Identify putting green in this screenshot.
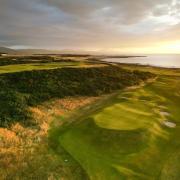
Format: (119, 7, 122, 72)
(52, 74, 180, 180)
(94, 101, 154, 130)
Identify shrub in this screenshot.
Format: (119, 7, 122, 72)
(0, 66, 155, 126)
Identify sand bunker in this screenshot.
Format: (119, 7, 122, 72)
(160, 111, 170, 116)
(120, 97, 130, 100)
(163, 121, 176, 128)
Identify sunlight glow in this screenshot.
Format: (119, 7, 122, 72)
(106, 41, 180, 54)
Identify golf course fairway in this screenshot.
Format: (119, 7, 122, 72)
(51, 75, 180, 180)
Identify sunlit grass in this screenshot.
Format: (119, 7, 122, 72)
(52, 75, 180, 179)
(0, 62, 82, 74)
(0, 96, 97, 179)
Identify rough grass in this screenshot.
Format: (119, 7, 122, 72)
(50, 73, 180, 180)
(0, 96, 97, 179)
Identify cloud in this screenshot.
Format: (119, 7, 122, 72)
(47, 0, 173, 24)
(0, 0, 179, 52)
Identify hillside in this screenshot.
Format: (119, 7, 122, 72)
(1, 59, 180, 179)
(50, 68, 180, 180)
(0, 47, 17, 54)
(0, 65, 154, 126)
(0, 47, 98, 55)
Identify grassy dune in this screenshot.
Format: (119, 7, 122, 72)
(0, 56, 179, 179)
(0, 58, 154, 179)
(51, 74, 180, 179)
(0, 65, 153, 126)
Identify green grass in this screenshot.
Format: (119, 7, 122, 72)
(117, 63, 180, 76)
(0, 62, 82, 74)
(51, 73, 180, 179)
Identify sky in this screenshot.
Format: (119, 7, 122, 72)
(0, 0, 180, 54)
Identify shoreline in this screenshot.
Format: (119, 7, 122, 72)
(100, 60, 180, 69)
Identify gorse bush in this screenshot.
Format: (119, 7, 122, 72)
(0, 89, 30, 126)
(0, 65, 155, 126)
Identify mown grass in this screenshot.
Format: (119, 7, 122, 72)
(0, 62, 82, 74)
(50, 72, 180, 179)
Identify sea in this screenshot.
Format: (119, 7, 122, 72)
(103, 55, 180, 68)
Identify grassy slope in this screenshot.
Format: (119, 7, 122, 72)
(116, 63, 180, 76)
(1, 57, 179, 179)
(0, 97, 99, 180)
(0, 65, 153, 126)
(51, 72, 180, 179)
(0, 62, 83, 74)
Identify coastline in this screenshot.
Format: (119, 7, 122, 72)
(100, 54, 180, 69)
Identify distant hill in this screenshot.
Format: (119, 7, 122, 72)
(17, 49, 97, 55)
(0, 47, 97, 55)
(18, 49, 62, 55)
(0, 47, 17, 54)
(0, 47, 59, 55)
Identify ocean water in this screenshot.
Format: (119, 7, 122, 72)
(103, 55, 180, 68)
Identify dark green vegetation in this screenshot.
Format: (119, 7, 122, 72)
(50, 69, 180, 179)
(0, 56, 55, 65)
(0, 56, 76, 66)
(0, 61, 154, 126)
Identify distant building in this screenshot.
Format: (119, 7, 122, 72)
(0, 53, 8, 56)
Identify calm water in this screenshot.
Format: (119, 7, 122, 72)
(103, 55, 180, 68)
